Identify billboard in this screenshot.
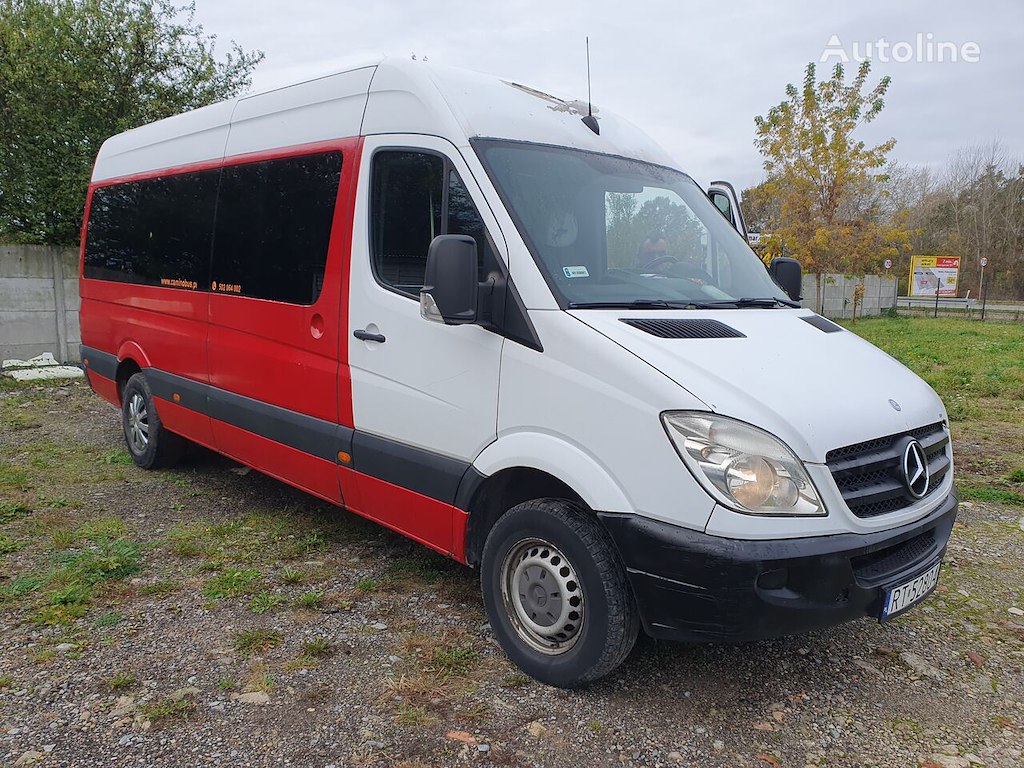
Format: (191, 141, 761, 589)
(909, 256, 960, 298)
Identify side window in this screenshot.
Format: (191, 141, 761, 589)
(83, 170, 219, 288)
(371, 151, 493, 298)
(212, 152, 342, 305)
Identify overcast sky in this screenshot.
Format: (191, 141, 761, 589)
(190, 0, 1023, 190)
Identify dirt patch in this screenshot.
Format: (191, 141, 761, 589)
(2, 380, 1023, 767)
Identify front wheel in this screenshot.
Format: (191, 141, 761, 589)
(480, 498, 640, 688)
(121, 372, 183, 469)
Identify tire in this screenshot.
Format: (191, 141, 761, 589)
(480, 498, 640, 688)
(121, 372, 183, 469)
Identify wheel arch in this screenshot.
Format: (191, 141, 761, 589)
(460, 433, 632, 566)
(113, 341, 150, 403)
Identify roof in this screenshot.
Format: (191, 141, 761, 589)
(91, 58, 676, 183)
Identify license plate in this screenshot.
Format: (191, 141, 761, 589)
(881, 562, 941, 620)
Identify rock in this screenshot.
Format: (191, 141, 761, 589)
(1008, 607, 1024, 617)
(966, 651, 986, 668)
(667, 751, 684, 763)
(963, 754, 985, 765)
(54, 643, 75, 653)
(14, 751, 43, 766)
(713, 740, 725, 751)
(753, 722, 775, 732)
(477, 744, 490, 753)
(928, 755, 970, 768)
(41, 745, 55, 754)
(236, 691, 270, 705)
(853, 659, 883, 676)
(900, 651, 945, 681)
(527, 721, 547, 738)
(170, 686, 201, 701)
(369, 622, 388, 631)
(109, 696, 136, 719)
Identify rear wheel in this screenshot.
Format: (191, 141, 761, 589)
(121, 372, 182, 469)
(481, 498, 639, 688)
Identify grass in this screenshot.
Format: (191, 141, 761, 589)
(140, 697, 194, 723)
(1, 535, 143, 624)
(846, 317, 1024, 496)
(295, 590, 324, 609)
(233, 628, 284, 656)
(249, 591, 285, 614)
(105, 672, 136, 690)
(300, 637, 335, 659)
(202, 568, 262, 599)
(431, 646, 478, 677)
(95, 611, 125, 627)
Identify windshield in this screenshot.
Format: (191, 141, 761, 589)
(473, 139, 791, 308)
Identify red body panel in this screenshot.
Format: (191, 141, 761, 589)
(79, 135, 470, 565)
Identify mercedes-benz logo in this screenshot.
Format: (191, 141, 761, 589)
(902, 439, 930, 498)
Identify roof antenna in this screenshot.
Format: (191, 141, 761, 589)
(581, 37, 600, 135)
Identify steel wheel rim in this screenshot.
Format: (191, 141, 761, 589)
(126, 392, 149, 454)
(500, 537, 584, 655)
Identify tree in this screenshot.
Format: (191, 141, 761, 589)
(753, 61, 911, 310)
(0, 0, 263, 244)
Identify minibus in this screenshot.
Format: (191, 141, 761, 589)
(80, 59, 956, 687)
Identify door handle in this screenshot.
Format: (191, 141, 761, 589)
(353, 329, 386, 344)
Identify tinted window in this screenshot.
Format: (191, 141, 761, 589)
(212, 152, 342, 305)
(83, 171, 219, 288)
(371, 152, 491, 297)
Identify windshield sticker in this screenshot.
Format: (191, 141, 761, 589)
(563, 266, 590, 278)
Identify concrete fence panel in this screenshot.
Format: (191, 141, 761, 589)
(0, 245, 81, 363)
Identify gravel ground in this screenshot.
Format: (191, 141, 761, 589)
(1, 380, 1023, 768)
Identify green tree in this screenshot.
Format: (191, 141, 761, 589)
(754, 60, 911, 309)
(0, 0, 263, 244)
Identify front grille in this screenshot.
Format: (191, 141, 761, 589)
(826, 422, 950, 518)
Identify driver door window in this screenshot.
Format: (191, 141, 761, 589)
(371, 150, 491, 298)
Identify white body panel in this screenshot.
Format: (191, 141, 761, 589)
(347, 135, 504, 461)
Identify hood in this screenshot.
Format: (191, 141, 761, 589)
(570, 309, 947, 463)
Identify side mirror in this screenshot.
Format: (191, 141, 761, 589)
(769, 257, 803, 302)
(421, 235, 478, 325)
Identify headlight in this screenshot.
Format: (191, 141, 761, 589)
(662, 412, 824, 516)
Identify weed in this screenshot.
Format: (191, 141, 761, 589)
(242, 662, 275, 692)
(279, 566, 302, 585)
(300, 638, 335, 659)
(216, 676, 235, 691)
(249, 591, 285, 615)
(295, 590, 323, 609)
(140, 697, 194, 722)
(431, 646, 478, 677)
(138, 580, 181, 597)
(499, 672, 531, 688)
(0, 674, 13, 688)
(101, 448, 134, 465)
(202, 568, 261, 599)
(1008, 469, 1024, 484)
(356, 578, 377, 593)
(395, 702, 435, 727)
(94, 611, 125, 628)
(105, 672, 135, 690)
(234, 628, 284, 656)
(0, 501, 30, 524)
(0, 532, 25, 555)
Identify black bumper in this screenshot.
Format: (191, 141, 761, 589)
(598, 492, 957, 643)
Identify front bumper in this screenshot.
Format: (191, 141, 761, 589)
(598, 491, 957, 642)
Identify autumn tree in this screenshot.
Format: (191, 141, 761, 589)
(753, 60, 911, 310)
(0, 0, 263, 244)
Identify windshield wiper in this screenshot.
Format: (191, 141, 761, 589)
(695, 297, 801, 309)
(567, 299, 694, 309)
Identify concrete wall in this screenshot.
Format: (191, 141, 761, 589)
(0, 245, 80, 364)
(801, 273, 899, 319)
